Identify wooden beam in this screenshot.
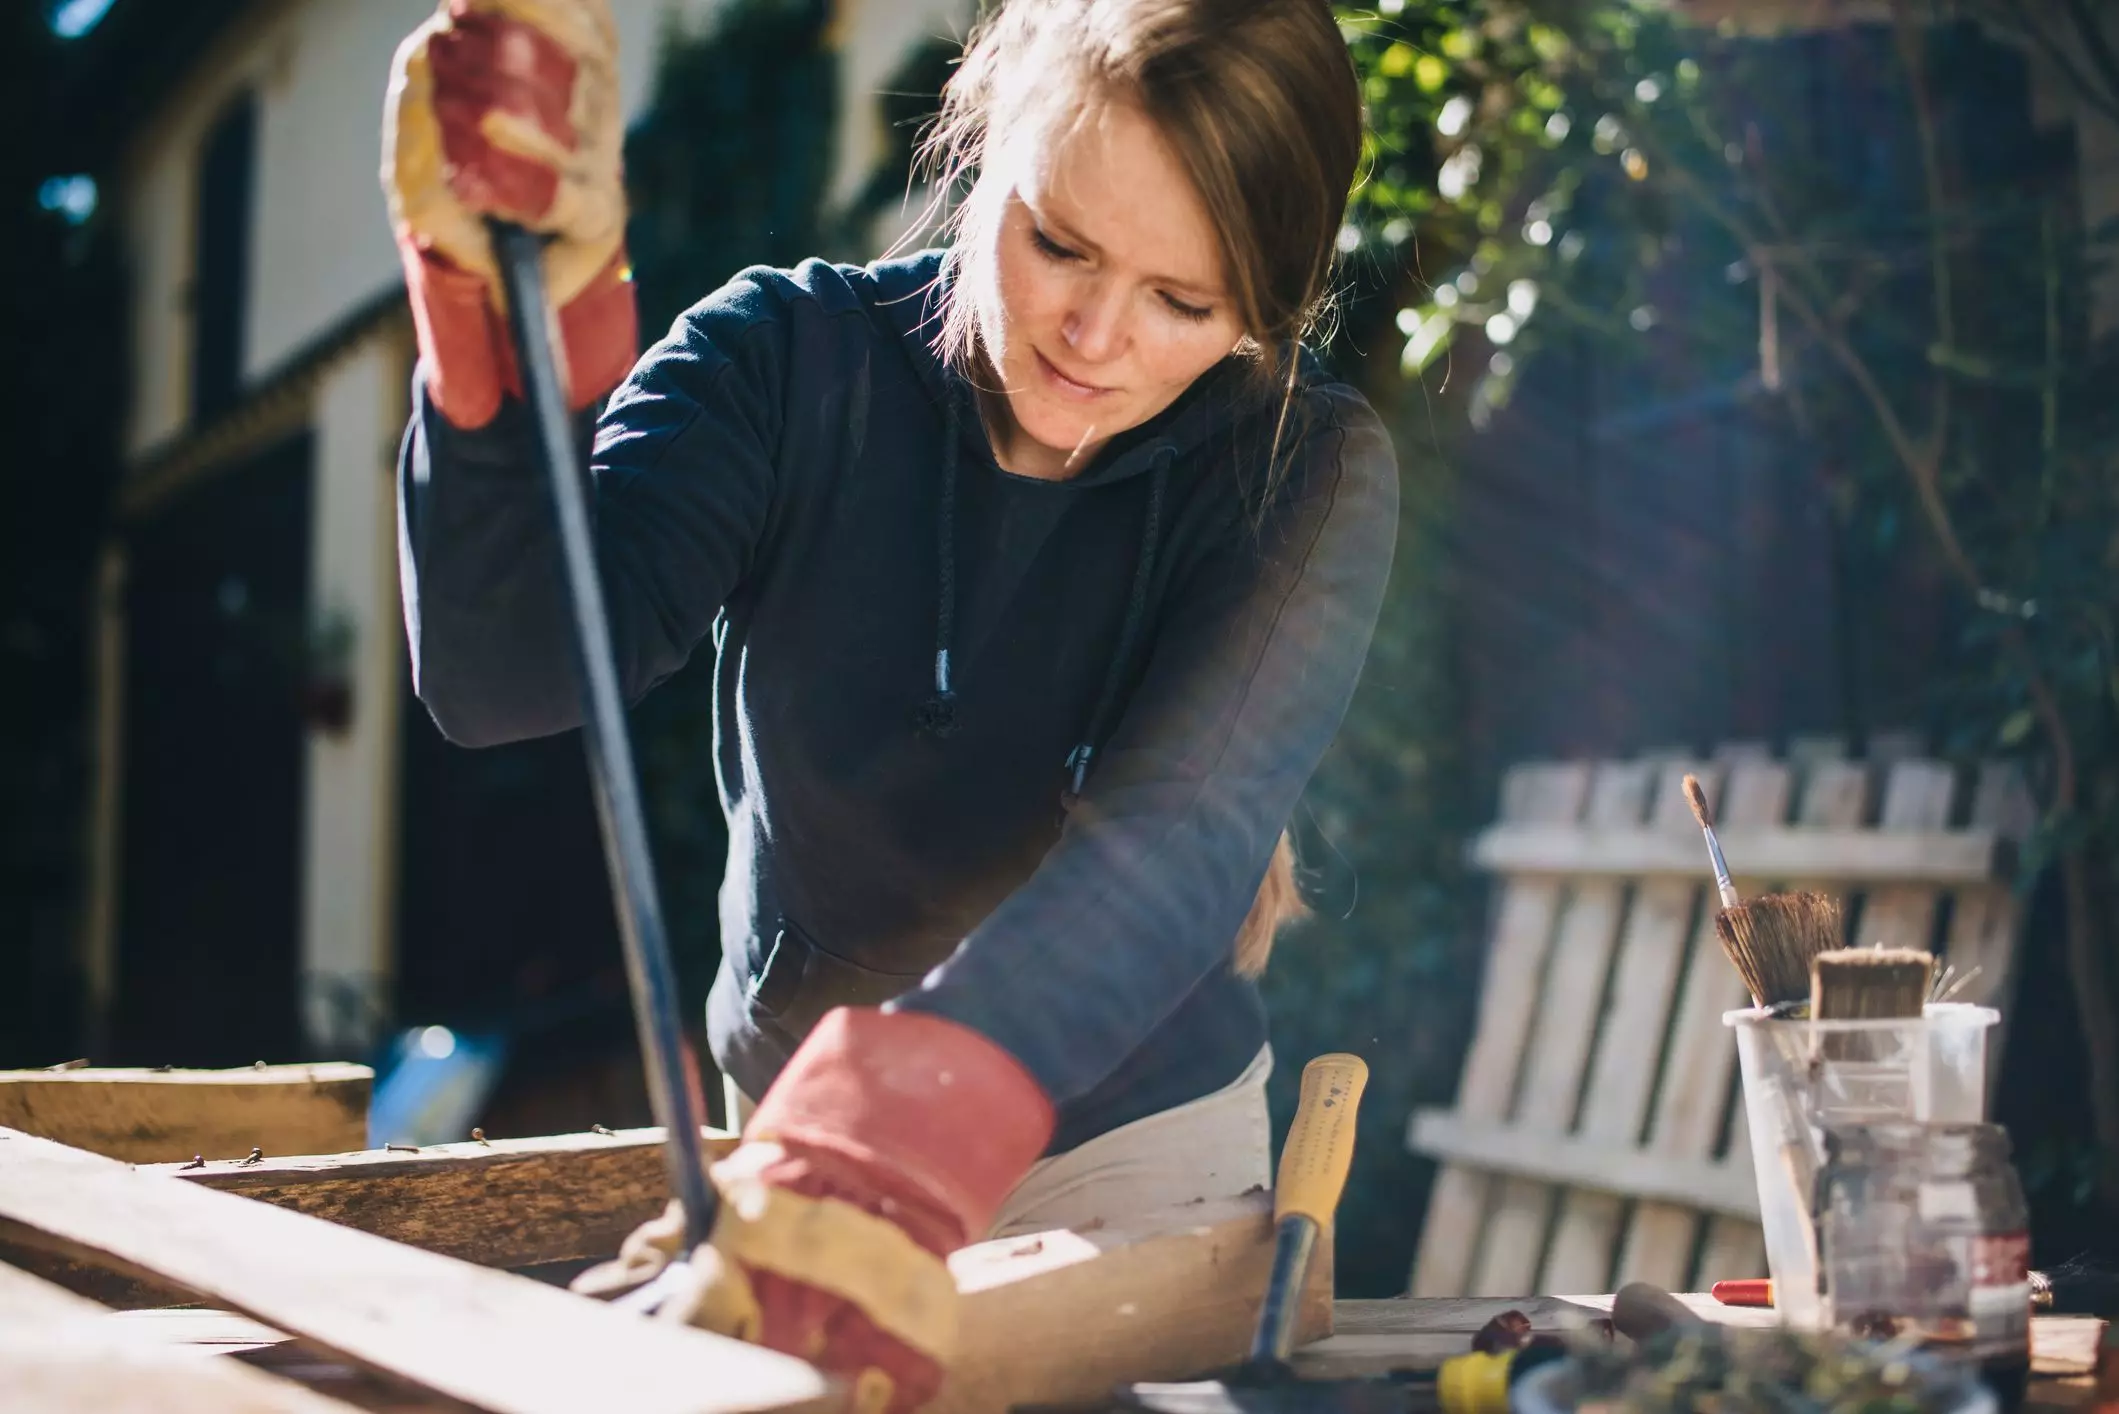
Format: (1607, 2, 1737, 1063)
(1407, 1111, 1761, 1221)
(0, 1258, 372, 1414)
(0, 1127, 836, 1414)
(1468, 824, 2007, 886)
(67, 1187, 1327, 1414)
(161, 1125, 737, 1269)
(937, 1191, 1331, 1414)
(0, 1064, 372, 1162)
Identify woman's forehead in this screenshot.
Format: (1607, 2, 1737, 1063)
(1006, 98, 1228, 296)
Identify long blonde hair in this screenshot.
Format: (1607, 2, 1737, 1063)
(1234, 831, 1305, 976)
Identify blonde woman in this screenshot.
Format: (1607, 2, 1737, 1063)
(382, 0, 1394, 1404)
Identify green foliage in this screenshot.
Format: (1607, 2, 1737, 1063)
(1331, 0, 2119, 1231)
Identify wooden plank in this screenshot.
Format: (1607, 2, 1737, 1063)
(1470, 762, 1656, 1297)
(1692, 758, 1873, 1284)
(937, 1192, 1330, 1414)
(0, 1064, 371, 1163)
(0, 1260, 369, 1414)
(2, 1126, 741, 1306)
(1617, 761, 1793, 1290)
(1407, 1112, 1760, 1220)
(1858, 760, 1960, 950)
(0, 1127, 836, 1414)
(1410, 763, 1593, 1297)
(1468, 823, 2004, 885)
(1539, 762, 1720, 1294)
(167, 1124, 736, 1269)
(96, 1192, 1327, 1414)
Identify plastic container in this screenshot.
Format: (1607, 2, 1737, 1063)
(1724, 1003, 1999, 1330)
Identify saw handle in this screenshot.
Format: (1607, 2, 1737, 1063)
(1249, 1053, 1369, 1365)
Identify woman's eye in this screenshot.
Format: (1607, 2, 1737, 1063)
(1030, 227, 1080, 262)
(1161, 293, 1213, 322)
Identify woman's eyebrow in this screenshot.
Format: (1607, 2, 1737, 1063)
(1036, 203, 1225, 301)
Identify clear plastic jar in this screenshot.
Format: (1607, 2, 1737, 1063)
(1814, 1122, 2030, 1408)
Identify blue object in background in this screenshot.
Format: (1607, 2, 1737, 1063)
(367, 1025, 508, 1148)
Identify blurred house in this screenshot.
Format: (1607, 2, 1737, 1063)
(71, 0, 965, 1095)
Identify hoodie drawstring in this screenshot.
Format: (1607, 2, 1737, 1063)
(1063, 447, 1169, 806)
(915, 385, 1172, 812)
(913, 392, 963, 739)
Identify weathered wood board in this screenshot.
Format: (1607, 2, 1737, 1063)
(0, 1127, 836, 1414)
(0, 1064, 371, 1163)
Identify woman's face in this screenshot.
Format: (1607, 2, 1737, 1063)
(972, 98, 1247, 480)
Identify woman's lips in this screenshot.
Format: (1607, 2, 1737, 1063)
(1035, 349, 1113, 400)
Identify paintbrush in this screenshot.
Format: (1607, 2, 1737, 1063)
(1684, 774, 1845, 1010)
(1811, 946, 1934, 1065)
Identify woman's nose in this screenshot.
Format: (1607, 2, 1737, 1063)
(1061, 282, 1127, 362)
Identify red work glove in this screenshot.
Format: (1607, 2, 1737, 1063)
(381, 0, 637, 429)
(573, 1009, 1055, 1414)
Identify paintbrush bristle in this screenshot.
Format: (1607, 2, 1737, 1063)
(1683, 774, 1714, 830)
(1811, 947, 1935, 1022)
(1715, 890, 1843, 1007)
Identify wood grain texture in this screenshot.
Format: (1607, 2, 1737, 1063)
(0, 1127, 836, 1414)
(0, 1064, 371, 1163)
(0, 1259, 370, 1414)
(1858, 761, 1960, 950)
(1470, 762, 1655, 1297)
(164, 1125, 739, 1268)
(1410, 764, 1592, 1297)
(937, 1191, 1330, 1414)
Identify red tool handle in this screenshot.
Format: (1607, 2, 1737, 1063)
(1711, 1279, 1774, 1308)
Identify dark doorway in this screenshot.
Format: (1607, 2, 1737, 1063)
(113, 432, 313, 1066)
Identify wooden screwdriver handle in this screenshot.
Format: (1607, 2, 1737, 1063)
(1274, 1053, 1368, 1227)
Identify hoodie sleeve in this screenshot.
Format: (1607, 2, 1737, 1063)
(396, 271, 793, 748)
(892, 382, 1399, 1105)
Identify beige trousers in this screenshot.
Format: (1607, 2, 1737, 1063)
(720, 1045, 1274, 1239)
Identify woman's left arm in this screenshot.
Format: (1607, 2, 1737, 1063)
(893, 382, 1399, 1105)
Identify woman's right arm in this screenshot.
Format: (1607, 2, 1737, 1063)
(398, 277, 789, 747)
(383, 0, 782, 747)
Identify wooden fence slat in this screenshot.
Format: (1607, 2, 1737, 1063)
(1468, 762, 1656, 1297)
(1859, 760, 1960, 950)
(1615, 761, 1791, 1290)
(1539, 762, 1715, 1294)
(1409, 763, 1593, 1297)
(1468, 825, 2003, 884)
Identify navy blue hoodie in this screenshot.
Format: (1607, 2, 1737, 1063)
(397, 249, 1397, 1153)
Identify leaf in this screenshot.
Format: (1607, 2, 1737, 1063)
(1414, 52, 1449, 92)
(1379, 41, 1416, 78)
(2000, 708, 2036, 746)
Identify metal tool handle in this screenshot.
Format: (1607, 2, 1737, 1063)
(490, 221, 717, 1253)
(1250, 1053, 1369, 1365)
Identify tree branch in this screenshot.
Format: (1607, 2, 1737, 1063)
(1892, 4, 1954, 465)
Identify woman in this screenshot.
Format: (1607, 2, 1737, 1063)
(381, 0, 1395, 1405)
